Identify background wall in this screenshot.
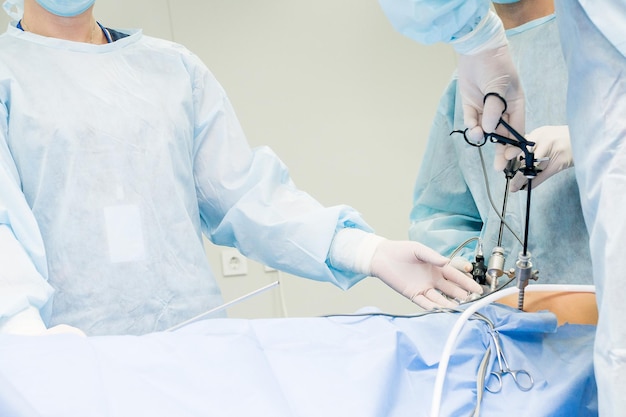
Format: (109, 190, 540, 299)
(1, 1, 457, 318)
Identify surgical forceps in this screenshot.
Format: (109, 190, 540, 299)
(485, 328, 534, 393)
(445, 309, 534, 394)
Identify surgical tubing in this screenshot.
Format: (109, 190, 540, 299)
(429, 284, 596, 417)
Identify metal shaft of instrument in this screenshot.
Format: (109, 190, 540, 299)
(518, 178, 533, 310)
(497, 177, 512, 247)
(517, 285, 526, 311)
(522, 178, 532, 256)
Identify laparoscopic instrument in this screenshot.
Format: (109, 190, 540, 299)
(467, 309, 534, 394)
(484, 327, 534, 393)
(451, 94, 540, 311)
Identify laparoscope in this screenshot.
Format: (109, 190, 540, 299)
(452, 93, 540, 311)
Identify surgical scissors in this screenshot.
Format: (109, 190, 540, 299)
(485, 329, 534, 393)
(451, 117, 537, 178)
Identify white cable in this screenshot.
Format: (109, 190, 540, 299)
(429, 284, 596, 417)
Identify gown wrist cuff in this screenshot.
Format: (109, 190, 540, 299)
(452, 10, 507, 55)
(329, 228, 385, 276)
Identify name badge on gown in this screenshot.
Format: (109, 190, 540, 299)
(103, 204, 147, 263)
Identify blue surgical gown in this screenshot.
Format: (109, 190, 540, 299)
(0, 25, 371, 335)
(409, 15, 592, 285)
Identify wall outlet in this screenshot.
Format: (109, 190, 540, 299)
(221, 249, 248, 277)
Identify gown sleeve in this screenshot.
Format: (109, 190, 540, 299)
(186, 53, 374, 290)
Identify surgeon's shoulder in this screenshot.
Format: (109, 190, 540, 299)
(139, 35, 203, 64)
(0, 31, 20, 77)
(140, 34, 216, 80)
(0, 27, 20, 52)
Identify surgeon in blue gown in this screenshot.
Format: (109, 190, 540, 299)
(379, 0, 624, 414)
(408, 0, 592, 286)
(0, 0, 484, 337)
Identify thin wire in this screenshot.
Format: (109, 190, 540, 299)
(320, 310, 445, 319)
(450, 128, 523, 246)
(320, 307, 497, 326)
(496, 171, 512, 247)
(478, 147, 524, 246)
(449, 236, 479, 260)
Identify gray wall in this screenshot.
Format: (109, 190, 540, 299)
(1, 1, 457, 318)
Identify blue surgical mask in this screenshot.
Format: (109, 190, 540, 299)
(35, 0, 95, 17)
(492, 0, 521, 3)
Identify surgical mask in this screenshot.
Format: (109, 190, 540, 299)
(34, 0, 95, 17)
(2, 0, 23, 20)
(492, 0, 521, 3)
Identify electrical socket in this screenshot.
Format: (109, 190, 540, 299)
(221, 249, 248, 277)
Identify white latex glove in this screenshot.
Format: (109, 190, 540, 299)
(370, 240, 483, 310)
(453, 11, 525, 148)
(450, 256, 473, 274)
(509, 125, 574, 192)
(457, 46, 525, 148)
(451, 256, 490, 300)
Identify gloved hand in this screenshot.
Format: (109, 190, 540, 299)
(508, 125, 574, 192)
(450, 256, 473, 274)
(451, 256, 490, 299)
(453, 11, 525, 148)
(457, 45, 525, 147)
(370, 240, 483, 310)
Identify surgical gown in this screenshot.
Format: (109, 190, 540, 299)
(0, 25, 371, 336)
(556, 1, 626, 414)
(378, 0, 491, 47)
(409, 15, 592, 285)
